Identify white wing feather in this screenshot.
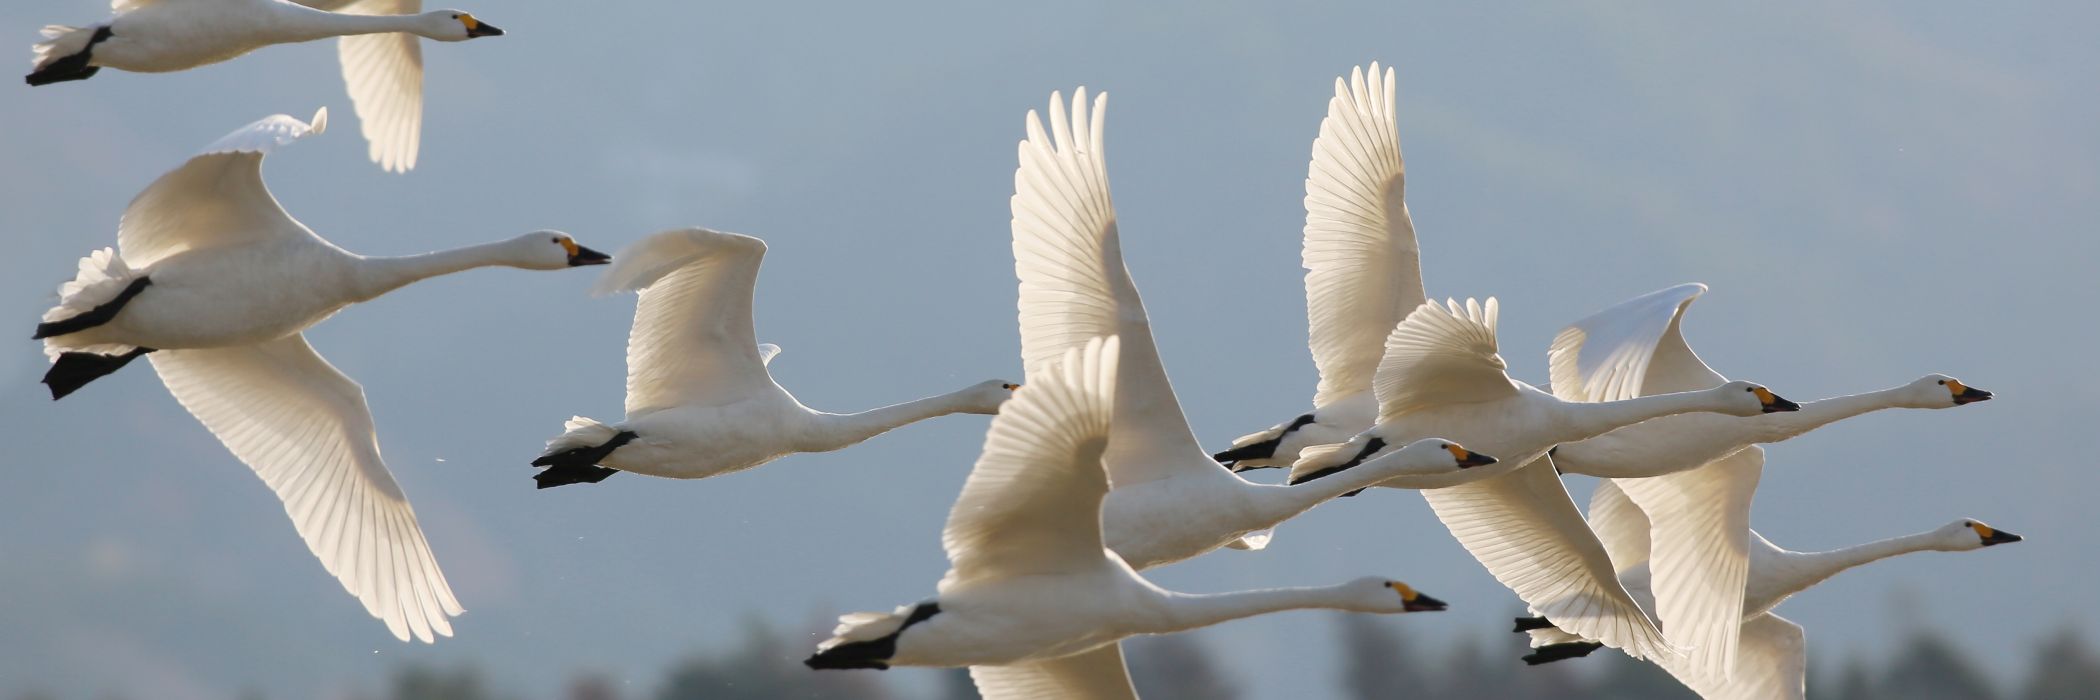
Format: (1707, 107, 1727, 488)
(286, 0, 425, 171)
(150, 335, 461, 642)
(1584, 475, 1651, 574)
(1617, 446, 1764, 683)
(592, 228, 773, 415)
(118, 109, 328, 268)
(1373, 298, 1515, 421)
(941, 337, 1118, 589)
(1011, 89, 1210, 487)
(969, 644, 1137, 700)
(1419, 460, 1673, 660)
(1304, 62, 1424, 408)
(1549, 283, 1724, 402)
(1664, 613, 1807, 700)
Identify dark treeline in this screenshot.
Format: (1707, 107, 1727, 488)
(13, 615, 2100, 700)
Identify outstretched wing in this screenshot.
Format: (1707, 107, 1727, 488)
(591, 228, 774, 415)
(1420, 460, 1673, 660)
(1304, 62, 1425, 409)
(1665, 613, 1806, 700)
(150, 334, 461, 642)
(969, 644, 1136, 700)
(1584, 476, 1652, 574)
(1373, 298, 1515, 421)
(118, 109, 329, 268)
(289, 0, 425, 172)
(1616, 446, 1764, 683)
(941, 337, 1118, 589)
(1549, 283, 1723, 402)
(1011, 89, 1210, 486)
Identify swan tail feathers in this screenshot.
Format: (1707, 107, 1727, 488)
(806, 602, 941, 671)
(27, 25, 109, 86)
(38, 248, 147, 357)
(531, 417, 633, 489)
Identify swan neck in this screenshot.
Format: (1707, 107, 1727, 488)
(288, 10, 429, 40)
(1746, 387, 1902, 442)
(812, 390, 976, 447)
(351, 242, 514, 301)
(1154, 585, 1355, 633)
(1559, 390, 1716, 443)
(1775, 531, 1943, 598)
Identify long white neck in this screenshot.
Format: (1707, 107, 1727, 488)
(280, 7, 432, 42)
(1148, 585, 1374, 634)
(1741, 385, 1906, 443)
(1554, 389, 1728, 444)
(1762, 531, 1948, 605)
(350, 242, 517, 302)
(808, 389, 982, 449)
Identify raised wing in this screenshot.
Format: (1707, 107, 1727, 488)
(1374, 298, 1515, 421)
(330, 0, 424, 172)
(150, 334, 461, 642)
(591, 228, 773, 415)
(941, 337, 1117, 589)
(1616, 446, 1764, 683)
(1011, 89, 1209, 486)
(1304, 62, 1425, 409)
(1420, 460, 1673, 660)
(1549, 283, 1724, 402)
(117, 109, 328, 269)
(1667, 613, 1806, 700)
(1584, 476, 1652, 574)
(969, 644, 1136, 700)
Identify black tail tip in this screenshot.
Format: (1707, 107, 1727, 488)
(24, 64, 99, 86)
(803, 650, 889, 671)
(1521, 642, 1604, 666)
(1512, 616, 1553, 633)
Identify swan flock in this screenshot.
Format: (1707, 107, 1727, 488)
(23, 4, 2013, 696)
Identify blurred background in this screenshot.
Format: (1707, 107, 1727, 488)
(2, 1, 2095, 698)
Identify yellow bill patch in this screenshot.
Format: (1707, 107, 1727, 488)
(1945, 379, 1969, 396)
(459, 13, 481, 30)
(559, 237, 579, 258)
(1443, 444, 1472, 461)
(1753, 387, 1777, 404)
(1387, 581, 1419, 602)
(1970, 522, 1996, 539)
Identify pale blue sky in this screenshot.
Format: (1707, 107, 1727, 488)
(1, 1, 2094, 698)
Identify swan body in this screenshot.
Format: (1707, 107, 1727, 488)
(1009, 88, 1492, 571)
(1542, 283, 1992, 680)
(531, 227, 1015, 488)
(32, 110, 607, 642)
(1216, 63, 1424, 471)
(1524, 479, 2023, 699)
(806, 337, 1446, 698)
(29, 0, 503, 172)
(1287, 297, 1798, 661)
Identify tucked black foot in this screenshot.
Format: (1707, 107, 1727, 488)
(24, 26, 112, 87)
(804, 602, 939, 671)
(531, 430, 638, 489)
(43, 347, 152, 400)
(1289, 437, 1386, 486)
(1513, 616, 1554, 633)
(1523, 642, 1604, 666)
(1214, 414, 1315, 470)
(534, 464, 621, 489)
(35, 277, 151, 339)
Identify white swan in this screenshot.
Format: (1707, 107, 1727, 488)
(1519, 478, 2023, 699)
(33, 109, 609, 642)
(27, 0, 504, 172)
(1011, 88, 1495, 570)
(529, 227, 1017, 488)
(804, 337, 1448, 700)
(1541, 282, 1994, 680)
(1286, 297, 1799, 660)
(1214, 63, 1424, 471)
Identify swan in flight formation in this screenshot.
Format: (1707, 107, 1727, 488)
(1215, 63, 1425, 472)
(530, 227, 1017, 489)
(805, 337, 1448, 699)
(1009, 88, 1493, 570)
(1519, 477, 2022, 699)
(1541, 282, 1993, 680)
(27, 0, 505, 172)
(34, 108, 609, 641)
(1288, 296, 1799, 660)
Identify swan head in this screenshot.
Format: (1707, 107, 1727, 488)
(1712, 380, 1799, 416)
(1901, 374, 1994, 408)
(1339, 578, 1448, 613)
(1938, 519, 2024, 551)
(956, 379, 1020, 415)
(417, 10, 504, 41)
(508, 231, 611, 270)
(1383, 438, 1499, 475)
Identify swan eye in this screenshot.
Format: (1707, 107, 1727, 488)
(1938, 380, 1947, 385)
